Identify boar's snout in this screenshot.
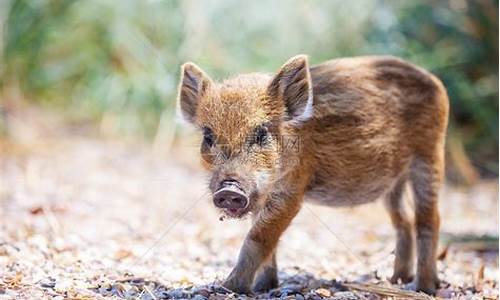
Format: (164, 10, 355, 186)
(213, 189, 248, 208)
(213, 181, 249, 217)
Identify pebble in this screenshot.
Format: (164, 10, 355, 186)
(125, 286, 139, 298)
(315, 288, 331, 297)
(207, 295, 229, 300)
(168, 287, 189, 299)
(40, 277, 56, 289)
(331, 291, 358, 300)
(437, 288, 455, 298)
(130, 277, 145, 285)
(193, 287, 211, 297)
(304, 292, 322, 300)
(281, 283, 303, 294)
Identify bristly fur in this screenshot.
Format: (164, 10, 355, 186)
(177, 55, 449, 295)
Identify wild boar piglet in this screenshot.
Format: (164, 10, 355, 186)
(177, 54, 449, 295)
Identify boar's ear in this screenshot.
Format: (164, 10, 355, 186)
(268, 55, 313, 124)
(177, 62, 212, 123)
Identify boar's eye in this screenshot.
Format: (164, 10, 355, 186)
(202, 127, 215, 147)
(253, 125, 269, 147)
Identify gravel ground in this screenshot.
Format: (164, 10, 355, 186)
(0, 109, 498, 299)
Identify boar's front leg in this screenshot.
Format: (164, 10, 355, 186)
(222, 193, 302, 294)
(252, 252, 278, 292)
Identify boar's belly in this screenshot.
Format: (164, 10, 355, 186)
(304, 181, 391, 207)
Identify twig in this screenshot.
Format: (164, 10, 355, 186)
(143, 285, 157, 300)
(343, 282, 433, 300)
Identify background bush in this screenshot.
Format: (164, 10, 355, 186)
(0, 0, 497, 177)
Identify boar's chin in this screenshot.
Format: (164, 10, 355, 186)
(219, 207, 250, 220)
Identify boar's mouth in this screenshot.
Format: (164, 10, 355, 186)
(213, 180, 250, 218)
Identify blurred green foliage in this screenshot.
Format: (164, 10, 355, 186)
(0, 0, 498, 175)
(366, 0, 498, 176)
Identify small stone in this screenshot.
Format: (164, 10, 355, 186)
(281, 283, 303, 294)
(122, 285, 138, 298)
(193, 287, 211, 297)
(268, 287, 282, 298)
(436, 288, 455, 298)
(280, 291, 289, 299)
(192, 295, 207, 300)
(40, 278, 56, 289)
(315, 288, 331, 297)
(208, 295, 228, 300)
(168, 288, 187, 299)
(130, 278, 145, 286)
(304, 292, 321, 300)
(331, 291, 358, 300)
(331, 280, 348, 292)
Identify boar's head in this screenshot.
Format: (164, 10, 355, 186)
(177, 55, 313, 218)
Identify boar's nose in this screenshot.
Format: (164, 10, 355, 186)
(213, 185, 248, 209)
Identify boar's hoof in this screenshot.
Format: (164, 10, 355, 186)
(222, 278, 252, 295)
(252, 275, 279, 293)
(389, 272, 414, 284)
(416, 284, 437, 295)
(414, 275, 440, 295)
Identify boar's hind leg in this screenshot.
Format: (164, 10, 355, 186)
(252, 252, 278, 293)
(222, 194, 301, 294)
(385, 174, 414, 284)
(410, 155, 443, 294)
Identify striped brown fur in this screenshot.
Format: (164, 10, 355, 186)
(178, 55, 449, 295)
